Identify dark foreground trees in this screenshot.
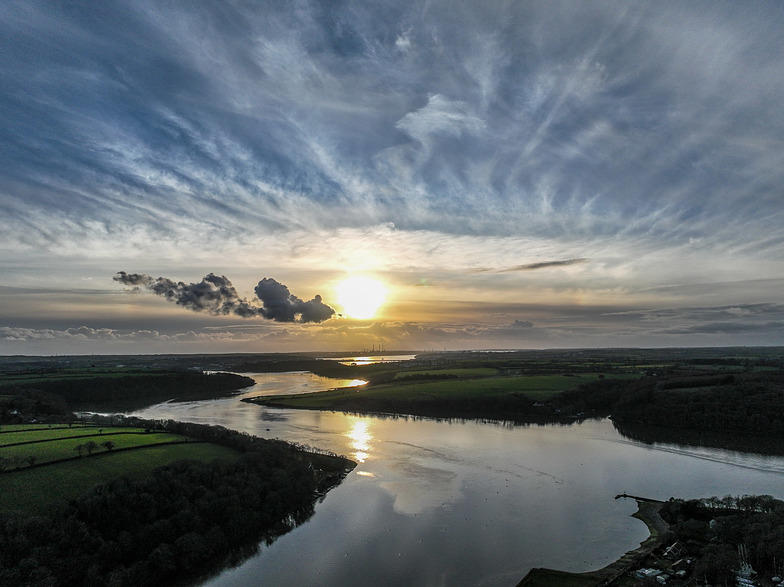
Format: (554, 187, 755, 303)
(0, 420, 354, 586)
(660, 495, 784, 585)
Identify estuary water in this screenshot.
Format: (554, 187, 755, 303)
(131, 373, 784, 587)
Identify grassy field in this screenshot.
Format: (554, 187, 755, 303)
(395, 367, 499, 378)
(0, 426, 241, 513)
(0, 423, 89, 434)
(254, 373, 629, 410)
(0, 432, 188, 465)
(0, 367, 162, 387)
(0, 425, 144, 444)
(0, 444, 239, 513)
(375, 373, 614, 401)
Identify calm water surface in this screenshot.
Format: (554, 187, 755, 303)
(319, 354, 418, 366)
(131, 373, 784, 587)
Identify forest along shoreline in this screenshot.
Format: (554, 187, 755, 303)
(242, 348, 784, 455)
(5, 348, 784, 445)
(0, 413, 356, 586)
(0, 365, 255, 414)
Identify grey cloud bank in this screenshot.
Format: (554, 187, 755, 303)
(114, 272, 335, 324)
(5, 299, 784, 355)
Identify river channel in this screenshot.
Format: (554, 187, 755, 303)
(131, 370, 784, 587)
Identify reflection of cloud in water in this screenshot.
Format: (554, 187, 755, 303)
(385, 439, 563, 484)
(379, 460, 460, 516)
(497, 464, 563, 484)
(383, 441, 458, 463)
(259, 410, 288, 422)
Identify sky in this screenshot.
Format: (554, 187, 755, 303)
(2, 0, 784, 355)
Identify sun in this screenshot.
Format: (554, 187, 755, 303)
(336, 276, 386, 320)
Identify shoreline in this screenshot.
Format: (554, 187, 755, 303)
(517, 496, 668, 586)
(242, 395, 583, 427)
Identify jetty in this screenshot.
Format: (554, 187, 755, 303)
(615, 493, 664, 504)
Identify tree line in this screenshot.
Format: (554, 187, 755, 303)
(1, 371, 254, 414)
(549, 370, 784, 437)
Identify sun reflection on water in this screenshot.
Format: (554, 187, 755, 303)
(347, 420, 372, 463)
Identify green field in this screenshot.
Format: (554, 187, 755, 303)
(0, 425, 143, 444)
(254, 373, 628, 409)
(0, 367, 161, 387)
(0, 432, 188, 465)
(395, 367, 499, 378)
(375, 373, 613, 401)
(0, 423, 88, 434)
(0, 444, 239, 513)
(0, 426, 241, 513)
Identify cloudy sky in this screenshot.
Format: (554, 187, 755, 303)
(2, 0, 783, 354)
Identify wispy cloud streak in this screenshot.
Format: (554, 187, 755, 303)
(1, 0, 782, 253)
(499, 259, 587, 273)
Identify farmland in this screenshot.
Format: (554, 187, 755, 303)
(245, 347, 784, 430)
(247, 369, 636, 421)
(0, 418, 355, 585)
(0, 423, 240, 513)
(0, 367, 166, 387)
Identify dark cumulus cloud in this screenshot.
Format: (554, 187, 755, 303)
(254, 278, 336, 323)
(114, 272, 335, 323)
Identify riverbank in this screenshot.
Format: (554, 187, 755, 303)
(517, 496, 668, 586)
(241, 372, 619, 424)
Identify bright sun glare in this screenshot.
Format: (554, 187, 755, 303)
(336, 276, 386, 320)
